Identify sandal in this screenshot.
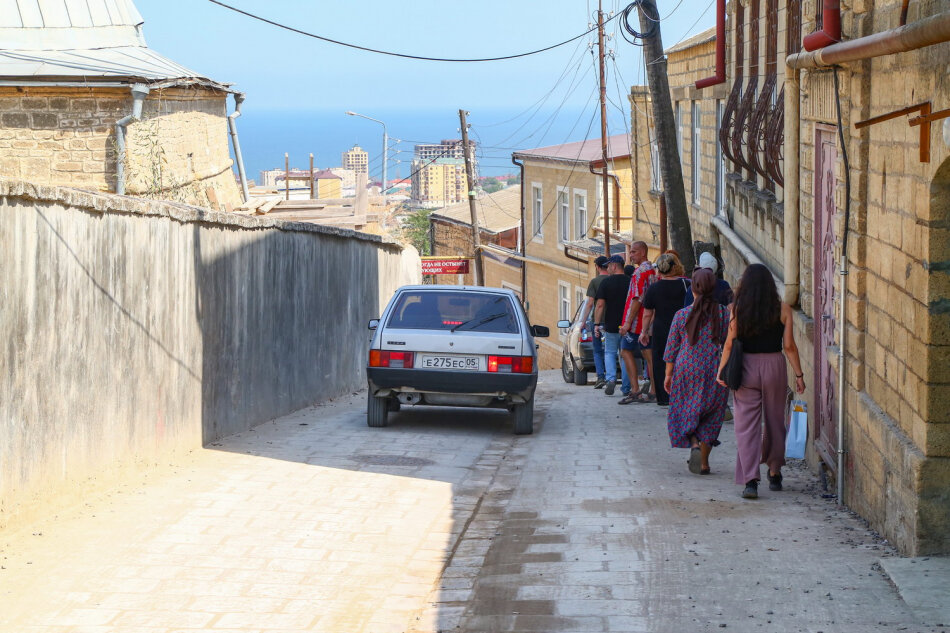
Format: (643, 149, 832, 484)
(631, 392, 656, 404)
(618, 394, 638, 405)
(687, 447, 702, 474)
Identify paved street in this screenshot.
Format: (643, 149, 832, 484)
(1, 371, 941, 633)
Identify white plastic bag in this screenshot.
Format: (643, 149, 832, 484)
(785, 399, 807, 459)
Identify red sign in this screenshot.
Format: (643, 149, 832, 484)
(421, 257, 471, 275)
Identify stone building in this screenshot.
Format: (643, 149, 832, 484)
(512, 135, 636, 370)
(429, 185, 523, 291)
(649, 0, 950, 554)
(0, 0, 245, 209)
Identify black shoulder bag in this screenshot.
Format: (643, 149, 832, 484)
(719, 339, 744, 391)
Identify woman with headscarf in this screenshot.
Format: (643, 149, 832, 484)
(716, 263, 806, 499)
(662, 269, 730, 474)
(639, 253, 691, 406)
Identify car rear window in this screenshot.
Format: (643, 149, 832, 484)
(387, 291, 519, 333)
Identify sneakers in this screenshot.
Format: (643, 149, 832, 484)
(768, 472, 783, 491)
(742, 480, 759, 499)
(593, 378, 607, 389)
(604, 381, 616, 395)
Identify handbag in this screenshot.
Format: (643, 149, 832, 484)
(785, 399, 808, 459)
(719, 339, 743, 390)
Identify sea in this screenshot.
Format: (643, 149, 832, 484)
(232, 106, 614, 184)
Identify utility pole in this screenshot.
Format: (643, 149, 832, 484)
(459, 109, 484, 286)
(597, 1, 611, 257)
(636, 0, 695, 270)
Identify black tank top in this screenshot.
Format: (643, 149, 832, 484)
(740, 320, 784, 353)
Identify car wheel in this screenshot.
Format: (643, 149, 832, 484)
(561, 354, 575, 383)
(367, 391, 389, 427)
(572, 358, 588, 386)
(512, 397, 534, 435)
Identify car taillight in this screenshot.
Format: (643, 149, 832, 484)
(580, 328, 592, 342)
(369, 350, 415, 368)
(487, 355, 533, 374)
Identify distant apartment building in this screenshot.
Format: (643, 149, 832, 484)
(341, 145, 368, 174)
(410, 157, 468, 209)
(409, 139, 476, 209)
(328, 168, 356, 190)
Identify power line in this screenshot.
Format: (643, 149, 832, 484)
(208, 0, 621, 63)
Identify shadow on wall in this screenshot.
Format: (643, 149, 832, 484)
(191, 223, 383, 445)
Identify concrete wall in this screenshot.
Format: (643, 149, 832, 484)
(0, 179, 420, 528)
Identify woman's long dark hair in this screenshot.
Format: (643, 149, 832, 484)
(685, 269, 721, 345)
(733, 263, 781, 339)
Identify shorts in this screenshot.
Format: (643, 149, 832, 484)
(620, 332, 638, 352)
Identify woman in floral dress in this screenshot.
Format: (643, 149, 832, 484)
(663, 268, 730, 474)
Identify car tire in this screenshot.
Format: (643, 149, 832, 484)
(367, 391, 389, 427)
(512, 397, 534, 435)
(573, 359, 588, 386)
(561, 354, 575, 383)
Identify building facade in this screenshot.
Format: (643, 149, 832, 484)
(410, 157, 468, 209)
(341, 145, 368, 174)
(655, 0, 950, 555)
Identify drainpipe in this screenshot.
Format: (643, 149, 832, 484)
(786, 8, 950, 505)
(782, 68, 800, 306)
(115, 83, 150, 195)
(695, 0, 726, 89)
(511, 155, 527, 304)
(803, 0, 842, 51)
(228, 92, 250, 203)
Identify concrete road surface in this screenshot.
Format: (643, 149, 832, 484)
(0, 371, 940, 632)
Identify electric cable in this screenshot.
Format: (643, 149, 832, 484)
(208, 0, 620, 63)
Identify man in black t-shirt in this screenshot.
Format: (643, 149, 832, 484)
(593, 254, 631, 396)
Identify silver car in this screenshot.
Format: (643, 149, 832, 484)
(367, 285, 549, 434)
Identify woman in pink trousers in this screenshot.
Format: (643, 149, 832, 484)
(717, 264, 806, 499)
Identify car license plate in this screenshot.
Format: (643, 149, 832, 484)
(420, 355, 479, 370)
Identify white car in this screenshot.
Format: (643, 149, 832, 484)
(366, 285, 549, 434)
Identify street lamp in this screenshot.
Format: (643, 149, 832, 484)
(344, 110, 387, 198)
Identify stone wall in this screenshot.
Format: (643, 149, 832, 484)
(0, 179, 420, 529)
(0, 86, 240, 210)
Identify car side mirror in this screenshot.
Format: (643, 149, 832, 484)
(368, 319, 379, 330)
(531, 325, 550, 338)
(556, 320, 571, 329)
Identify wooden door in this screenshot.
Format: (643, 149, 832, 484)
(813, 126, 838, 468)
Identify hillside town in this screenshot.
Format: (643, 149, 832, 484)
(2, 0, 949, 631)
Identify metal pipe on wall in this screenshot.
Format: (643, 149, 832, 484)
(782, 68, 800, 306)
(115, 83, 150, 196)
(511, 156, 527, 306)
(803, 0, 842, 51)
(695, 0, 726, 89)
(227, 93, 250, 203)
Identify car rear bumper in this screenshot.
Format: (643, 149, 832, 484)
(368, 367, 537, 400)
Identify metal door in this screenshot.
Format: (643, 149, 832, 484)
(813, 126, 838, 468)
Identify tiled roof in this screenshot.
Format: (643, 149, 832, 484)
(0, 0, 227, 88)
(513, 134, 631, 163)
(429, 185, 521, 234)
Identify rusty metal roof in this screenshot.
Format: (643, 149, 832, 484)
(513, 134, 631, 164)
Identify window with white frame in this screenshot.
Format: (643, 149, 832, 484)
(558, 281, 571, 334)
(557, 187, 570, 243)
(532, 184, 543, 238)
(716, 100, 725, 215)
(675, 102, 683, 157)
(692, 101, 701, 204)
(573, 189, 588, 239)
(574, 287, 585, 322)
(649, 130, 661, 191)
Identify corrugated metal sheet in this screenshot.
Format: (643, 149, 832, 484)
(0, 0, 142, 29)
(0, 0, 229, 87)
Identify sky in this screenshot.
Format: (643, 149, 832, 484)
(133, 0, 717, 177)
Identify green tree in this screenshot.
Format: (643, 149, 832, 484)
(482, 177, 503, 194)
(506, 174, 520, 186)
(401, 207, 433, 255)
